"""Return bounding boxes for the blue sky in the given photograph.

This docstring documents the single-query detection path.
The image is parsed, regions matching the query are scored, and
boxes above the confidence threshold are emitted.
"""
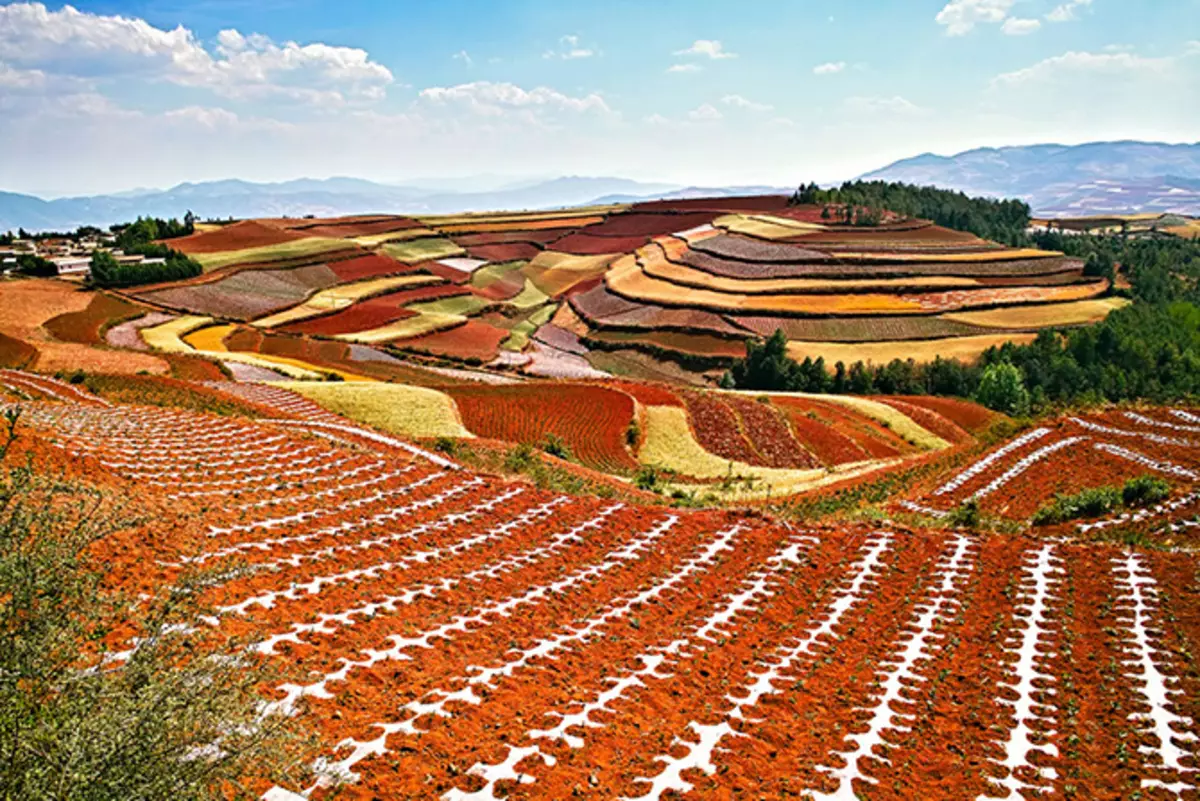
[1,0,1197,196]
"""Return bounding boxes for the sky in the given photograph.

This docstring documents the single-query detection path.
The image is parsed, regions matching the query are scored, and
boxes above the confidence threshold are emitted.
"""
[1,0,1197,197]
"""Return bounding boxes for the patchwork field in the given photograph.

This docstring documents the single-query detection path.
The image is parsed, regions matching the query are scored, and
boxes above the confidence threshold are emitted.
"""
[120,197,1120,380]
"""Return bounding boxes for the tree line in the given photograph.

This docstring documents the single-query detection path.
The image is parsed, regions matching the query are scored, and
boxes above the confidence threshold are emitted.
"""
[791,180,1033,245]
[89,216,202,288]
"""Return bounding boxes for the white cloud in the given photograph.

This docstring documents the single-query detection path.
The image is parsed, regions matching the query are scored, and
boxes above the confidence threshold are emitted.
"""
[544,34,595,60]
[452,50,472,66]
[1002,17,1041,35]
[1046,0,1093,23]
[991,49,1173,87]
[721,94,772,112]
[673,39,736,59]
[418,81,611,117]
[842,95,924,115]
[0,2,393,104]
[934,0,1015,35]
[687,103,723,121]
[666,63,701,73]
[812,61,846,75]
[0,61,46,89]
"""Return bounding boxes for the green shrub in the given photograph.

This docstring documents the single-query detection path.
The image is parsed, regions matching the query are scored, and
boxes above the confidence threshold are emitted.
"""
[946,498,981,529]
[0,409,311,798]
[1032,485,1122,526]
[633,465,662,492]
[1122,474,1170,507]
[540,433,571,460]
[504,442,537,472]
[433,436,459,456]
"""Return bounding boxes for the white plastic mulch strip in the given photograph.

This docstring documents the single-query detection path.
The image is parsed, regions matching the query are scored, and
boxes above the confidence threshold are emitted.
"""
[970,436,1087,500]
[1094,442,1199,481]
[933,428,1051,497]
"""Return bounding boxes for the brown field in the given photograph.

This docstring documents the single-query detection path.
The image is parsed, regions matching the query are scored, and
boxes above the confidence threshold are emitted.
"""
[944,297,1130,329]
[166,220,311,254]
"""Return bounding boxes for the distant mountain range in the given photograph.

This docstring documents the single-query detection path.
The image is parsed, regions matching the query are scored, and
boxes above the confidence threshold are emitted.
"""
[860,140,1200,216]
[0,176,689,233]
[5,140,1200,232]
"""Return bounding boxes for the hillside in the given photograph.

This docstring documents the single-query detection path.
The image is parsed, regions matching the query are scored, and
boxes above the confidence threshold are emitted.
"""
[861,140,1200,215]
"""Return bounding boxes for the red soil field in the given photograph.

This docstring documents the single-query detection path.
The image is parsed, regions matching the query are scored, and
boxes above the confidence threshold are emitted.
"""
[724,394,820,469]
[395,320,508,363]
[570,283,750,338]
[289,218,424,238]
[580,211,719,238]
[547,232,649,255]
[450,230,567,246]
[463,242,543,262]
[167,220,311,254]
[44,292,144,345]
[0,332,37,369]
[10,388,1199,801]
[631,194,791,213]
[878,397,972,444]
[327,253,421,282]
[596,379,684,407]
[679,390,762,464]
[773,396,916,459]
[422,262,475,285]
[776,401,871,465]
[279,284,471,337]
[586,330,747,360]
[891,395,999,433]
[446,383,638,472]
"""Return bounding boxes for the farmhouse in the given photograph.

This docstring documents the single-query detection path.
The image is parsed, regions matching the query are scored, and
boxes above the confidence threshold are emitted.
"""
[49,256,91,276]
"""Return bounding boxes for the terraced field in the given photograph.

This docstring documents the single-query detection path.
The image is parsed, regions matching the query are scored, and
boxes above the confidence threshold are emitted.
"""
[1,380,1195,801]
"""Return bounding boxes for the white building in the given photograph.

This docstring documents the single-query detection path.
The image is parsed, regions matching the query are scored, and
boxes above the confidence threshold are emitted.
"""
[50,256,91,276]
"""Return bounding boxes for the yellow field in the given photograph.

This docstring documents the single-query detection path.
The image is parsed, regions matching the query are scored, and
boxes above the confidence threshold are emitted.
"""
[381,237,466,264]
[350,228,440,247]
[831,248,1061,263]
[251,274,443,328]
[279,381,473,439]
[714,214,826,240]
[641,242,983,293]
[335,313,466,344]
[945,297,1130,329]
[506,278,551,310]
[141,316,329,379]
[607,254,929,314]
[191,237,354,272]
[524,251,620,297]
[785,333,1039,367]
[140,315,214,352]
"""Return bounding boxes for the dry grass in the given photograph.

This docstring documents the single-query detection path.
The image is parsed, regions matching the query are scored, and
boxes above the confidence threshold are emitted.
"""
[944,297,1130,329]
[191,237,353,272]
[381,237,466,264]
[336,313,466,344]
[785,333,1039,366]
[251,275,443,328]
[714,214,826,240]
[279,381,473,438]
[830,247,1061,263]
[350,228,440,247]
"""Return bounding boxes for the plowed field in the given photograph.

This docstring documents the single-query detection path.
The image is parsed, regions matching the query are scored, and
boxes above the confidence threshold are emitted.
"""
[9,387,1195,801]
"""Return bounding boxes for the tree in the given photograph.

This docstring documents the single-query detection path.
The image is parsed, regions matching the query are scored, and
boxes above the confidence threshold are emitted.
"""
[729,330,797,391]
[976,361,1031,415]
[14,254,56,277]
[89,250,120,286]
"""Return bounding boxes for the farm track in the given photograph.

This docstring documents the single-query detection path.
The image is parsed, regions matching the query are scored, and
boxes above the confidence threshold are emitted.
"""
[5,386,1199,800]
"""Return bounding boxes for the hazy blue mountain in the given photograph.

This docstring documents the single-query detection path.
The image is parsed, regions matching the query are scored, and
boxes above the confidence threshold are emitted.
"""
[859,140,1200,214]
[0,176,684,233]
[586,185,792,205]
